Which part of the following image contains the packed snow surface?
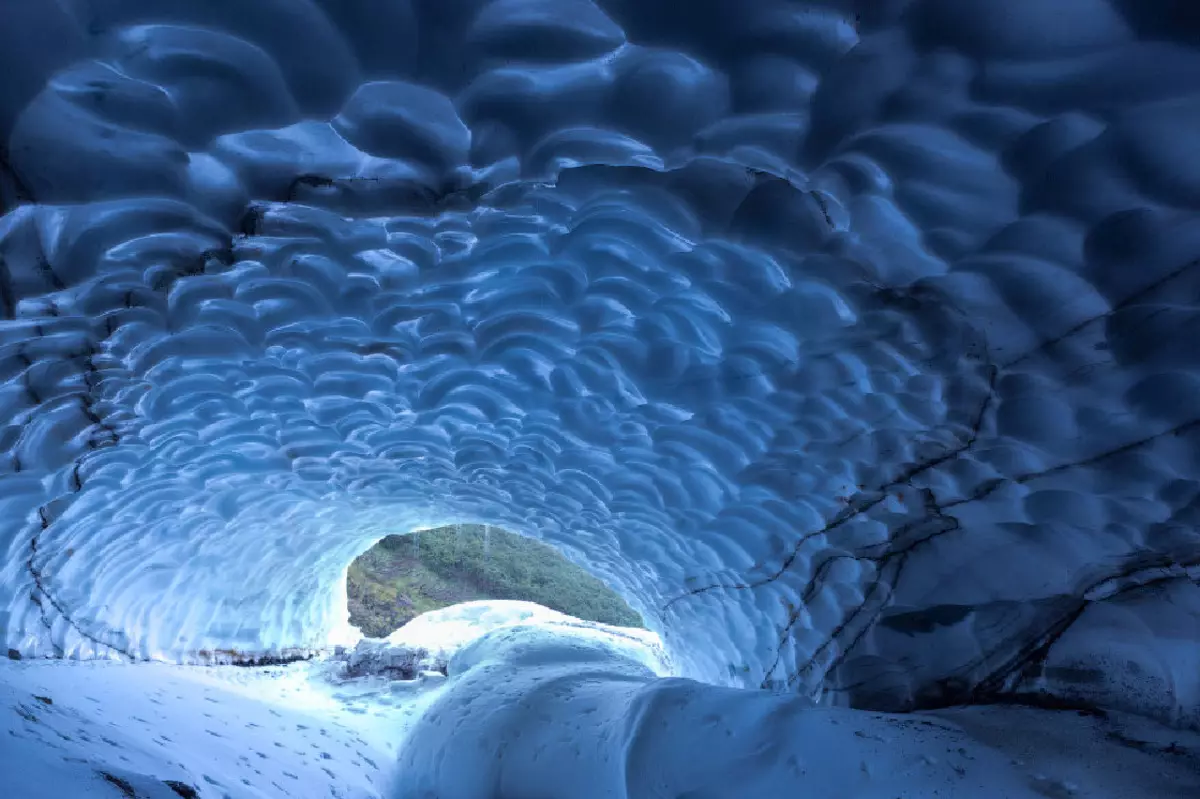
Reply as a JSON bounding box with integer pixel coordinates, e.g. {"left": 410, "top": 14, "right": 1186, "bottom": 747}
{"left": 3, "top": 602, "right": 1198, "bottom": 798}
{"left": 0, "top": 601, "right": 665, "bottom": 797}
{"left": 2, "top": 0, "right": 1200, "bottom": 795}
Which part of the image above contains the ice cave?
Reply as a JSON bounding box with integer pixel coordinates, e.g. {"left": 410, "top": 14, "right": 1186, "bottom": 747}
{"left": 1, "top": 0, "right": 1199, "bottom": 796}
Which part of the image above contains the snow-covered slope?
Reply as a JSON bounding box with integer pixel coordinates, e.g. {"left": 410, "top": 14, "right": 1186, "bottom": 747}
{"left": 0, "top": 652, "right": 413, "bottom": 799}
{"left": 0, "top": 601, "right": 660, "bottom": 798}
{"left": 392, "top": 614, "right": 1200, "bottom": 798}
{"left": 1, "top": 0, "right": 1200, "bottom": 791}
{"left": 5, "top": 602, "right": 1198, "bottom": 798}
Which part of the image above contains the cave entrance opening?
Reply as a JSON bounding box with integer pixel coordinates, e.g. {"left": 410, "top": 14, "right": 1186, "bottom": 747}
{"left": 345, "top": 523, "right": 644, "bottom": 639}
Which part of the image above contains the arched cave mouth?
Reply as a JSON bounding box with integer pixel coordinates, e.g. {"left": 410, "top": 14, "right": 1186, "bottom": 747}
{"left": 345, "top": 524, "right": 645, "bottom": 640}
{"left": 2, "top": 0, "right": 1200, "bottom": 796}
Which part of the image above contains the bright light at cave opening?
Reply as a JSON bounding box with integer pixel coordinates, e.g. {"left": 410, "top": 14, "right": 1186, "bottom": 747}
{"left": 333, "top": 522, "right": 665, "bottom": 679}
{"left": 345, "top": 523, "right": 645, "bottom": 639}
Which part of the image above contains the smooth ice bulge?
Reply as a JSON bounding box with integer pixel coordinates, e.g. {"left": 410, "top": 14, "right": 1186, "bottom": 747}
{"left": 1, "top": 2, "right": 1200, "bottom": 788}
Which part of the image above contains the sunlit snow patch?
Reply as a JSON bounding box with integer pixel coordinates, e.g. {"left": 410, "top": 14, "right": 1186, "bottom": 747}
{"left": 333, "top": 599, "right": 673, "bottom": 681}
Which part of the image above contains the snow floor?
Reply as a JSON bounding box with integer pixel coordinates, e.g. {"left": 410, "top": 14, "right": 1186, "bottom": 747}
{"left": 2, "top": 602, "right": 1198, "bottom": 798}
{"left": 0, "top": 655, "right": 442, "bottom": 798}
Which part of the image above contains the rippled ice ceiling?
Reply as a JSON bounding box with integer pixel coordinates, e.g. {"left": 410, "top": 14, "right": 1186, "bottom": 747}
{"left": 1, "top": 0, "right": 1199, "bottom": 727}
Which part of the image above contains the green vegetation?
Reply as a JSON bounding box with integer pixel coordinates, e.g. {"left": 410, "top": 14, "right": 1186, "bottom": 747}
{"left": 346, "top": 524, "right": 643, "bottom": 638}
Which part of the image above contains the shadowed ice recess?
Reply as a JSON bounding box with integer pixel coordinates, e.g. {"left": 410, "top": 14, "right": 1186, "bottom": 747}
{"left": 1, "top": 0, "right": 1200, "bottom": 796}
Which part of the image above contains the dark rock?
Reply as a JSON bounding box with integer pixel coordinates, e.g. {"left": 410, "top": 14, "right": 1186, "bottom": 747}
{"left": 98, "top": 771, "right": 136, "bottom": 798}
{"left": 164, "top": 780, "right": 200, "bottom": 798}
{"left": 6, "top": 648, "right": 20, "bottom": 660}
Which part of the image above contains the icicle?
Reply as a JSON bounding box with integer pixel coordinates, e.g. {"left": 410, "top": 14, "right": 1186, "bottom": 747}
{"left": 483, "top": 524, "right": 490, "bottom": 564}
{"left": 413, "top": 528, "right": 420, "bottom": 560}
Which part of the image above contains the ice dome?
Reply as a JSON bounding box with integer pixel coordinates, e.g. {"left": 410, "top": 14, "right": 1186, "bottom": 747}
{"left": 2, "top": 0, "right": 1200, "bottom": 796}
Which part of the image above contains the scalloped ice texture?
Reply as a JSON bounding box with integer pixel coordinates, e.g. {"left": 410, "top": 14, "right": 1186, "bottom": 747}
{"left": 1, "top": 0, "right": 1199, "bottom": 730}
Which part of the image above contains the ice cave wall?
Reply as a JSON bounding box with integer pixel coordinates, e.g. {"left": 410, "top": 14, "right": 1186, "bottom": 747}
{"left": 0, "top": 0, "right": 1198, "bottom": 728}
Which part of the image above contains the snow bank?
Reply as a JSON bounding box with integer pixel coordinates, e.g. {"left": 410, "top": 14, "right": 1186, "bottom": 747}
{"left": 390, "top": 619, "right": 1200, "bottom": 798}
{"left": 0, "top": 659, "right": 394, "bottom": 799}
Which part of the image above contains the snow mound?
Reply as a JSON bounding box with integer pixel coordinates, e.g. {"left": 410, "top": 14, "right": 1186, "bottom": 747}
{"left": 340, "top": 600, "right": 671, "bottom": 681}
{"left": 391, "top": 619, "right": 1200, "bottom": 798}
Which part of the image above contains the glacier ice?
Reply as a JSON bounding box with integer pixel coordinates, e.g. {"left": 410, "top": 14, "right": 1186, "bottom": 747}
{"left": 2, "top": 0, "right": 1200, "bottom": 795}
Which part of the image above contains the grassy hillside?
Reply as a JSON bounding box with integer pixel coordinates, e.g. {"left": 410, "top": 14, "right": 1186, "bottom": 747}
{"left": 346, "top": 524, "right": 643, "bottom": 638}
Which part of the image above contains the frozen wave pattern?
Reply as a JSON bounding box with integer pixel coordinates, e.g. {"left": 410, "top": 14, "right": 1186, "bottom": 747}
{"left": 1, "top": 0, "right": 1199, "bottom": 727}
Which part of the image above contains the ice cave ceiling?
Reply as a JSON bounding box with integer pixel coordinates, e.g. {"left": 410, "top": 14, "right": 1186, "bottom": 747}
{"left": 1, "top": 0, "right": 1198, "bottom": 728}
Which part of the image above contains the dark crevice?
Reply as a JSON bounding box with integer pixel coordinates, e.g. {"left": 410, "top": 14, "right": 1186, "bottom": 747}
{"left": 27, "top": 510, "right": 65, "bottom": 658}
{"left": 968, "top": 602, "right": 1090, "bottom": 702}
{"left": 146, "top": 246, "right": 231, "bottom": 295}
{"left": 18, "top": 319, "right": 132, "bottom": 659}
{"left": 34, "top": 255, "right": 66, "bottom": 292}
{"left": 919, "top": 692, "right": 1112, "bottom": 718}
{"left": 237, "top": 203, "right": 266, "bottom": 237}
{"left": 0, "top": 142, "right": 36, "bottom": 214}
{"left": 28, "top": 508, "right": 135, "bottom": 660}
{"left": 0, "top": 254, "right": 16, "bottom": 319}
{"left": 1000, "top": 259, "right": 1200, "bottom": 370}
{"left": 231, "top": 173, "right": 495, "bottom": 228}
